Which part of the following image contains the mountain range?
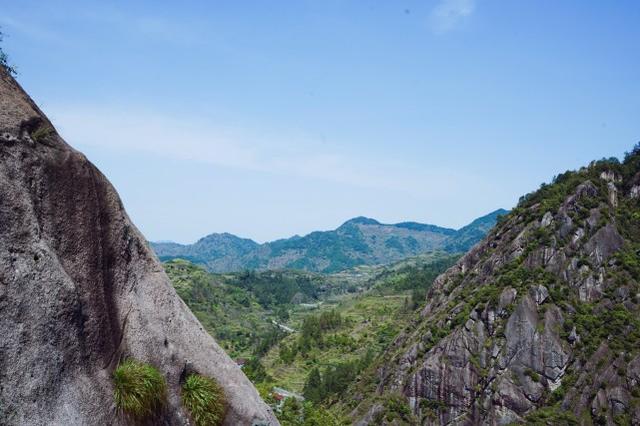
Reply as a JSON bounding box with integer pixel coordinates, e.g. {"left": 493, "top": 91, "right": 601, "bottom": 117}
{"left": 151, "top": 209, "right": 508, "bottom": 273}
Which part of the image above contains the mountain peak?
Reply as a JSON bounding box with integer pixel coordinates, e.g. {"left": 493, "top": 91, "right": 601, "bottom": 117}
{"left": 341, "top": 216, "right": 381, "bottom": 226}
{"left": 197, "top": 232, "right": 258, "bottom": 245}
{"left": 152, "top": 211, "right": 504, "bottom": 273}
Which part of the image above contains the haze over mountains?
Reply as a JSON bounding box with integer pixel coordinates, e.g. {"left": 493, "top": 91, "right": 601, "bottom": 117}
{"left": 151, "top": 209, "right": 508, "bottom": 273}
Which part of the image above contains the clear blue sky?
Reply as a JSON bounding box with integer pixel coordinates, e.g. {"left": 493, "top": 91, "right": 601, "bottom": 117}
{"left": 2, "top": 1, "right": 638, "bottom": 243}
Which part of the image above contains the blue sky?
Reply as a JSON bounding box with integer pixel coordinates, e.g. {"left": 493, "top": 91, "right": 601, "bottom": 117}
{"left": 1, "top": 0, "right": 638, "bottom": 243}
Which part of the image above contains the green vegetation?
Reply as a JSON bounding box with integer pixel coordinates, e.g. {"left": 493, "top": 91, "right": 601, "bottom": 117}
{"left": 260, "top": 293, "right": 415, "bottom": 396}
{"left": 112, "top": 359, "right": 166, "bottom": 419}
{"left": 339, "top": 145, "right": 640, "bottom": 424}
{"left": 302, "top": 350, "right": 374, "bottom": 405}
{"left": 297, "top": 310, "right": 343, "bottom": 353}
{"left": 571, "top": 303, "right": 640, "bottom": 358}
{"left": 277, "top": 398, "right": 343, "bottom": 426}
{"left": 164, "top": 260, "right": 274, "bottom": 358}
{"left": 515, "top": 143, "right": 640, "bottom": 224}
{"left": 373, "top": 394, "right": 417, "bottom": 425}
{"left": 521, "top": 405, "right": 579, "bottom": 425}
{"left": 31, "top": 124, "right": 54, "bottom": 143}
{"left": 163, "top": 252, "right": 465, "bottom": 423}
{"left": 368, "top": 254, "right": 459, "bottom": 295}
{"left": 0, "top": 28, "right": 16, "bottom": 76}
{"left": 227, "top": 270, "right": 323, "bottom": 310}
{"left": 255, "top": 254, "right": 453, "bottom": 421}
{"left": 525, "top": 368, "right": 541, "bottom": 383}
{"left": 181, "top": 374, "right": 226, "bottom": 426}
{"left": 152, "top": 211, "right": 501, "bottom": 274}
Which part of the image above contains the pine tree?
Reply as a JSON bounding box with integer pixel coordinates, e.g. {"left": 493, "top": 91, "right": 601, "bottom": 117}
{"left": 303, "top": 367, "right": 323, "bottom": 404}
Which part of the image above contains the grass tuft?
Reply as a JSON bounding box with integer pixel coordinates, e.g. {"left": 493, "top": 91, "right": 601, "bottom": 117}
{"left": 31, "top": 125, "right": 54, "bottom": 142}
{"left": 182, "top": 374, "right": 226, "bottom": 426}
{"left": 113, "top": 359, "right": 167, "bottom": 419}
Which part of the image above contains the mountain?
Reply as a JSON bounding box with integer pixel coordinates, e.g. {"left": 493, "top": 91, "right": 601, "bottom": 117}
{"left": 152, "top": 210, "right": 508, "bottom": 273}
{"left": 0, "top": 69, "right": 276, "bottom": 424}
{"left": 153, "top": 233, "right": 260, "bottom": 271}
{"left": 442, "top": 208, "right": 509, "bottom": 253}
{"left": 347, "top": 148, "right": 640, "bottom": 425}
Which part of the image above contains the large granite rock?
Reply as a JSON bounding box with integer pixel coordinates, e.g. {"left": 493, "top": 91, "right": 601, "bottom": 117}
{"left": 0, "top": 69, "right": 278, "bottom": 425}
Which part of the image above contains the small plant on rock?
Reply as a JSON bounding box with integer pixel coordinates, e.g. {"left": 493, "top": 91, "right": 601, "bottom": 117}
{"left": 113, "top": 359, "right": 167, "bottom": 419}
{"left": 31, "top": 124, "right": 54, "bottom": 143}
{"left": 0, "top": 28, "right": 17, "bottom": 76}
{"left": 182, "top": 373, "right": 226, "bottom": 426}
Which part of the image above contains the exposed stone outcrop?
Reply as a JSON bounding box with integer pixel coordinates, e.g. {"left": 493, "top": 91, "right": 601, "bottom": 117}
{"left": 354, "top": 161, "right": 640, "bottom": 425}
{"left": 0, "top": 69, "right": 278, "bottom": 425}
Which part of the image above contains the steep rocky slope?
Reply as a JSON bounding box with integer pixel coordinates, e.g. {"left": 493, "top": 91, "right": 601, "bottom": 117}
{"left": 351, "top": 149, "right": 640, "bottom": 425}
{"left": 0, "top": 69, "right": 277, "bottom": 424}
{"left": 152, "top": 210, "right": 507, "bottom": 273}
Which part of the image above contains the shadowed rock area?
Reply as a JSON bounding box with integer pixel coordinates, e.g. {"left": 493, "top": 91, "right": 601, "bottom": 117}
{"left": 0, "top": 68, "right": 278, "bottom": 425}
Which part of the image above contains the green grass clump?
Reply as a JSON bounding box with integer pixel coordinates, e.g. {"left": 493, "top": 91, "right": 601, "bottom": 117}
{"left": 31, "top": 124, "right": 53, "bottom": 142}
{"left": 182, "top": 374, "right": 226, "bottom": 426}
{"left": 113, "top": 359, "right": 167, "bottom": 419}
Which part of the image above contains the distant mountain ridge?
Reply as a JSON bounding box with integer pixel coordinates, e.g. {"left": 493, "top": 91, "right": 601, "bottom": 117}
{"left": 151, "top": 209, "right": 508, "bottom": 273}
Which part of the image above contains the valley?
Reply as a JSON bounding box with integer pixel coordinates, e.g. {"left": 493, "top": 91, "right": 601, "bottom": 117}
{"left": 161, "top": 146, "right": 640, "bottom": 425}
{"left": 163, "top": 252, "right": 460, "bottom": 423}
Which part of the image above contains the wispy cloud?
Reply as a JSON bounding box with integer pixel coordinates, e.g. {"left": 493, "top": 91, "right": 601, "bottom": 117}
{"left": 47, "top": 103, "right": 481, "bottom": 199}
{"left": 428, "top": 0, "right": 476, "bottom": 34}
{"left": 78, "top": 8, "right": 205, "bottom": 46}
{"left": 0, "top": 15, "right": 68, "bottom": 45}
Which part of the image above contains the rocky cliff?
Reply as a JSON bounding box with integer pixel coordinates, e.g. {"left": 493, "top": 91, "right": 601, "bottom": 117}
{"left": 352, "top": 150, "right": 640, "bottom": 425}
{"left": 0, "top": 69, "right": 278, "bottom": 425}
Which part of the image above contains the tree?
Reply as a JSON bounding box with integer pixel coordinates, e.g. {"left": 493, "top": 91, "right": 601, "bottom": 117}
{"left": 0, "top": 28, "right": 16, "bottom": 76}
{"left": 279, "top": 342, "right": 297, "bottom": 364}
{"left": 302, "top": 402, "right": 341, "bottom": 425}
{"left": 303, "top": 368, "right": 323, "bottom": 404}
{"left": 278, "top": 398, "right": 304, "bottom": 426}
{"left": 243, "top": 357, "right": 270, "bottom": 383}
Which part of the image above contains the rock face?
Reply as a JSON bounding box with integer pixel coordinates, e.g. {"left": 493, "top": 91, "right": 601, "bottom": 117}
{"left": 353, "top": 150, "right": 640, "bottom": 425}
{"left": 0, "top": 69, "right": 278, "bottom": 425}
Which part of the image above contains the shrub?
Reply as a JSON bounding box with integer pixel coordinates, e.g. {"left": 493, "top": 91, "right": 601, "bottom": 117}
{"left": 182, "top": 374, "right": 226, "bottom": 426}
{"left": 113, "top": 359, "right": 167, "bottom": 419}
{"left": 31, "top": 125, "right": 54, "bottom": 142}
{"left": 525, "top": 368, "right": 541, "bottom": 383}
{"left": 0, "top": 28, "right": 17, "bottom": 76}
{"left": 373, "top": 394, "right": 414, "bottom": 423}
{"left": 524, "top": 405, "right": 579, "bottom": 425}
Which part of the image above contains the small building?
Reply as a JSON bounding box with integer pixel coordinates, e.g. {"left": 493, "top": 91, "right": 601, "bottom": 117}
{"left": 271, "top": 387, "right": 305, "bottom": 410}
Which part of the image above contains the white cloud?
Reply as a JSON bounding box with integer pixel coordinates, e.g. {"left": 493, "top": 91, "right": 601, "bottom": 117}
{"left": 428, "top": 0, "right": 476, "bottom": 34}
{"left": 46, "top": 103, "right": 484, "bottom": 199}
